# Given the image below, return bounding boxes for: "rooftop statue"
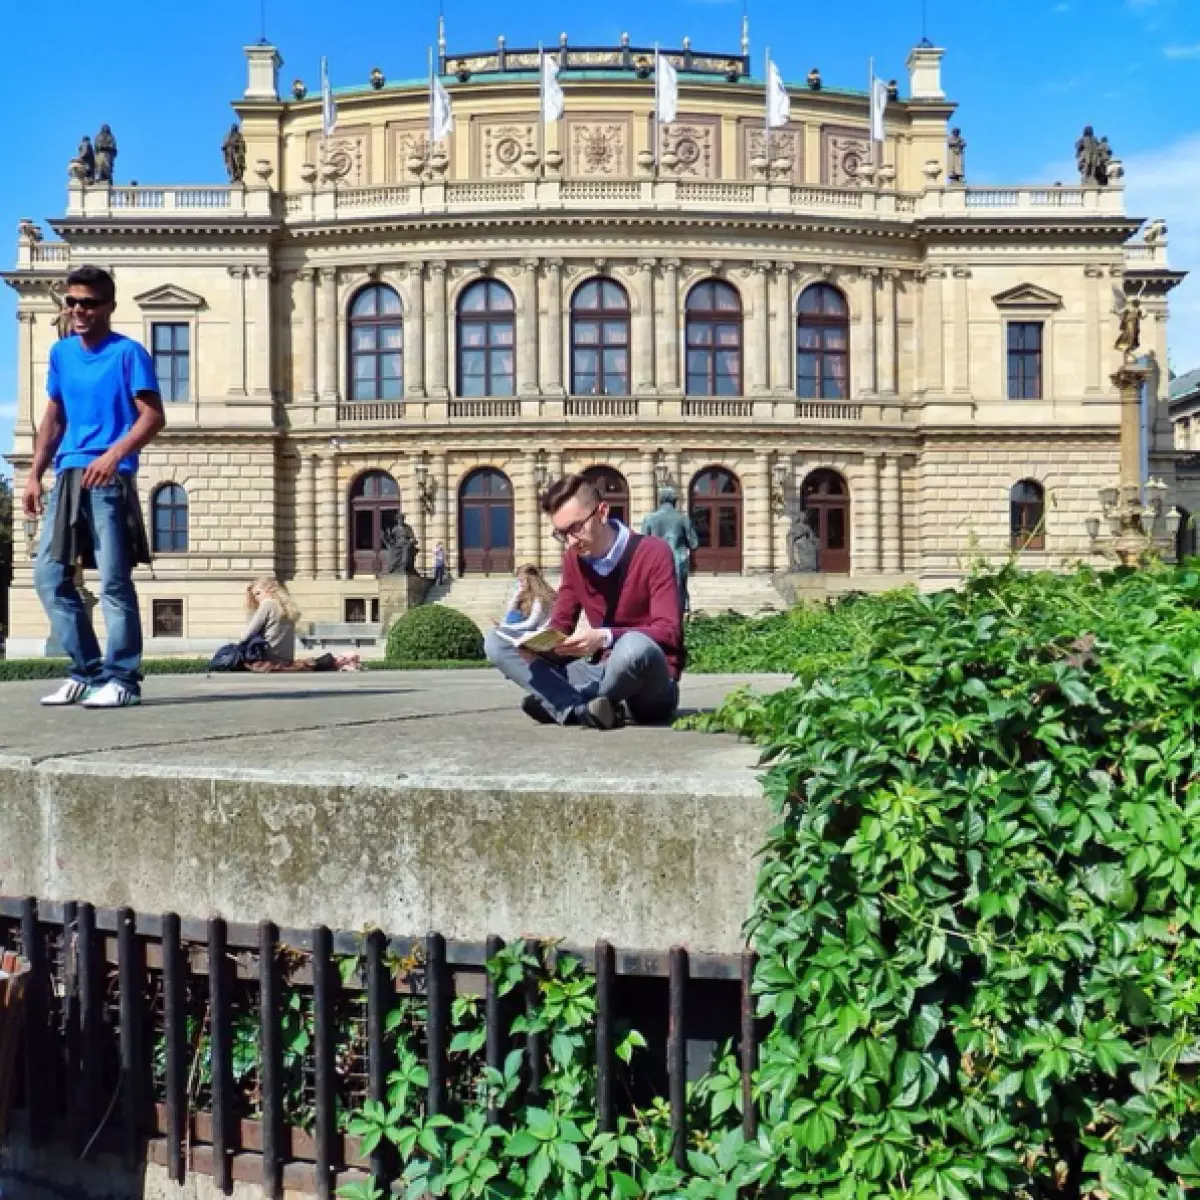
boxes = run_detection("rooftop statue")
[1115,297,1142,362]
[1076,125,1116,187]
[947,127,966,183]
[68,136,95,184]
[641,487,699,614]
[94,125,118,184]
[222,123,246,184]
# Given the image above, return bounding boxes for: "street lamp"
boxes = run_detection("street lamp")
[413,452,437,515]
[533,450,550,499]
[23,515,38,546]
[771,460,789,513]
[653,451,670,491]
[1086,476,1179,565]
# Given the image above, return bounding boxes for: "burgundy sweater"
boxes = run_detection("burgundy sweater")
[549,533,685,679]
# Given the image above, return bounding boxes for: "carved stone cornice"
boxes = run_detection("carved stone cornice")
[227,265,249,280]
[952,266,973,279]
[295,268,316,283]
[318,267,338,283]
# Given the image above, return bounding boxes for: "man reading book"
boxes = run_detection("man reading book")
[484,474,684,730]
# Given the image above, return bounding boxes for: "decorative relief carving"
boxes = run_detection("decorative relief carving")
[482,123,535,177]
[822,127,871,187]
[570,123,626,176]
[742,124,802,180]
[388,124,433,179]
[655,116,720,179]
[307,126,370,186]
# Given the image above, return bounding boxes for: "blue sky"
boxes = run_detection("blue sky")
[3,0,1198,471]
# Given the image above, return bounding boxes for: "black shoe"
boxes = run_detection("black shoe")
[578,696,618,730]
[521,695,556,725]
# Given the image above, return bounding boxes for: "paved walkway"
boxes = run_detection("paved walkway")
[0,669,788,793]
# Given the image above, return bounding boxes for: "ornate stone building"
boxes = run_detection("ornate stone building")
[2,35,1185,654]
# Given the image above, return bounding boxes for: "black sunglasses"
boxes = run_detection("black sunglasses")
[62,296,105,310]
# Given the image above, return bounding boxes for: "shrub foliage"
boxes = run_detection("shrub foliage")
[387,603,484,664]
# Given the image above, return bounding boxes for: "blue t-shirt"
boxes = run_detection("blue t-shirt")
[48,332,160,475]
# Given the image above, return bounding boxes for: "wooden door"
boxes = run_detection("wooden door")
[689,467,742,573]
[349,471,400,578]
[459,468,514,575]
[801,469,850,574]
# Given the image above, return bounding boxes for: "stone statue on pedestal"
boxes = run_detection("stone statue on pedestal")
[786,507,820,573]
[641,487,699,613]
[94,125,118,183]
[222,124,246,183]
[1115,298,1142,362]
[381,517,419,575]
[1094,137,1113,186]
[1076,126,1098,183]
[69,136,96,183]
[947,128,966,183]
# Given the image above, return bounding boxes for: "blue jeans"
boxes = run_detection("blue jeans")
[484,628,679,725]
[34,482,143,694]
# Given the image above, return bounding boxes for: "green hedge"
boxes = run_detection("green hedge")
[386,604,484,663]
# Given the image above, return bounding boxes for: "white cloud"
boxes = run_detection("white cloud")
[1164,43,1200,58]
[1123,131,1200,375]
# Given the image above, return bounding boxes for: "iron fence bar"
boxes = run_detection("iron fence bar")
[208,917,234,1194]
[484,934,504,1125]
[669,947,688,1171]
[77,902,103,1157]
[20,897,50,1144]
[523,939,543,1103]
[426,932,448,1117]
[596,940,616,1134]
[61,901,80,1153]
[365,928,392,1189]
[741,949,759,1140]
[117,907,145,1169]
[259,921,284,1200]
[162,913,186,1185]
[312,924,336,1200]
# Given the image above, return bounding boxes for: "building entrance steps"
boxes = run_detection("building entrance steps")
[0,670,788,955]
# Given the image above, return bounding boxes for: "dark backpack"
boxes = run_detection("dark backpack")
[207,633,271,673]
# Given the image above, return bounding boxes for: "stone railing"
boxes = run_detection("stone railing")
[564,396,640,417]
[339,400,406,423]
[64,181,274,219]
[14,240,71,270]
[924,184,1124,217]
[1124,240,1171,269]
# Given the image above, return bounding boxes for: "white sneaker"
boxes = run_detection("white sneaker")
[80,681,141,709]
[40,679,95,706]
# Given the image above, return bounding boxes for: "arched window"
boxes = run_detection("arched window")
[151,484,189,554]
[689,466,743,573]
[571,279,630,396]
[459,468,514,575]
[796,284,849,399]
[349,470,400,577]
[1010,480,1046,551]
[580,465,630,526]
[458,280,515,397]
[801,469,851,574]
[685,281,743,396]
[349,285,404,401]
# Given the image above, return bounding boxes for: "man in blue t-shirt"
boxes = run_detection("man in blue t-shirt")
[22,265,166,708]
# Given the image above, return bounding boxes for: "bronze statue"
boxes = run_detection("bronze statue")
[72,136,96,183]
[641,487,700,613]
[381,517,418,575]
[1075,125,1098,184]
[947,127,966,183]
[1094,136,1113,186]
[222,123,246,183]
[1115,297,1142,361]
[94,125,117,183]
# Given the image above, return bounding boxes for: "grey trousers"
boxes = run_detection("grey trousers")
[484,629,679,725]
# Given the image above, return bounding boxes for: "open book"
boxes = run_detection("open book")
[493,626,567,653]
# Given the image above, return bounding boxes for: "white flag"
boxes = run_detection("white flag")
[541,53,564,122]
[431,71,454,142]
[870,76,889,143]
[656,52,678,125]
[321,57,337,137]
[766,58,790,129]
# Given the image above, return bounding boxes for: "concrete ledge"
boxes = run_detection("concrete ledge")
[0,671,782,954]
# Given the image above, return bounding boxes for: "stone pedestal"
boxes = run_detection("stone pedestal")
[378,573,433,633]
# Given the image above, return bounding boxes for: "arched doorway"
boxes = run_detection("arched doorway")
[349,471,400,577]
[459,468,514,575]
[801,469,850,574]
[580,465,630,526]
[689,467,743,573]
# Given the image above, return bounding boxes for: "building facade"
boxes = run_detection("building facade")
[2,35,1186,654]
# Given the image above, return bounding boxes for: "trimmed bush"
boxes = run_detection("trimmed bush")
[386,603,484,664]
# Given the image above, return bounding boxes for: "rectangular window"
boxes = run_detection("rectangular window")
[1007,322,1043,400]
[345,598,367,623]
[152,599,184,638]
[152,322,191,403]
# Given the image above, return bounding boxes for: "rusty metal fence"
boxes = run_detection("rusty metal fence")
[0,897,758,1198]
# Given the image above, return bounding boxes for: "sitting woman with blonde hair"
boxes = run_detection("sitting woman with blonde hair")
[497,564,557,637]
[242,576,360,672]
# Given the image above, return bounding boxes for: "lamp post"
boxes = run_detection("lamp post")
[23,514,38,550]
[771,459,789,514]
[653,451,670,492]
[533,450,550,502]
[414,451,437,516]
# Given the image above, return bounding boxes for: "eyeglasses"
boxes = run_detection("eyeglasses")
[551,504,601,545]
[62,296,105,310]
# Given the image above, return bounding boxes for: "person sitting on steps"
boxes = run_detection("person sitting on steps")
[484,474,684,730]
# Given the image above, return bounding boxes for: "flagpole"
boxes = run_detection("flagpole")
[539,42,545,179]
[428,46,435,147]
[763,47,770,170]
[654,45,660,177]
[868,56,875,166]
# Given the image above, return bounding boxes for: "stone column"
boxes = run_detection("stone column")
[298,452,317,578]
[251,266,273,396]
[920,267,945,394]
[540,259,564,395]
[749,452,773,573]
[520,450,541,563]
[638,450,659,529]
[518,259,540,395]
[227,266,248,395]
[295,269,317,402]
[16,312,34,428]
[634,259,656,394]
[1084,265,1103,394]
[860,453,882,574]
[748,262,771,394]
[318,267,339,401]
[658,259,681,392]
[880,454,902,573]
[880,270,899,396]
[427,261,449,396]
[857,267,878,397]
[406,264,426,398]
[771,263,795,393]
[317,453,338,578]
[951,267,971,394]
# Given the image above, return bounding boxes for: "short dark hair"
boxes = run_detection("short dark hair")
[541,474,601,516]
[65,265,116,305]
